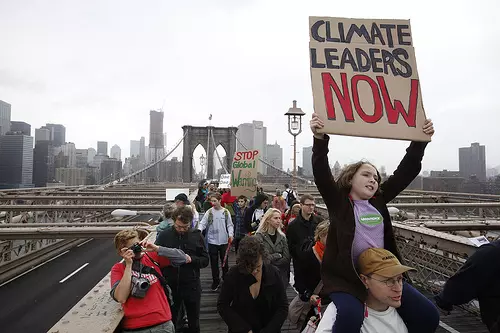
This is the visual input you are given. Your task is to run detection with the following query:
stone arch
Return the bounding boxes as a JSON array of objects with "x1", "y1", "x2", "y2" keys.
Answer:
[{"x1": 182, "y1": 126, "x2": 238, "y2": 182}]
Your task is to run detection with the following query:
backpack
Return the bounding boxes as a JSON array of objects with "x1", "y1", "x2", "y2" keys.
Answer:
[
  {"x1": 207, "y1": 208, "x2": 230, "y2": 233},
  {"x1": 286, "y1": 189, "x2": 296, "y2": 207}
]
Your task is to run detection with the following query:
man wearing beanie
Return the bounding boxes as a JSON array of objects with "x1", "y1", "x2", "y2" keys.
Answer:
[{"x1": 316, "y1": 248, "x2": 415, "y2": 333}]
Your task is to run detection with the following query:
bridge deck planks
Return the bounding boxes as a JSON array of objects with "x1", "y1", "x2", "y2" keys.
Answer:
[{"x1": 198, "y1": 252, "x2": 488, "y2": 333}]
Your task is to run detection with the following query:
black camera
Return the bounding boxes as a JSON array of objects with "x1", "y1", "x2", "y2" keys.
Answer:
[
  {"x1": 131, "y1": 276, "x2": 150, "y2": 298},
  {"x1": 130, "y1": 243, "x2": 143, "y2": 254}
]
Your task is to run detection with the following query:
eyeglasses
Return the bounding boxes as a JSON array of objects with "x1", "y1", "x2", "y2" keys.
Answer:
[{"x1": 369, "y1": 276, "x2": 404, "y2": 288}]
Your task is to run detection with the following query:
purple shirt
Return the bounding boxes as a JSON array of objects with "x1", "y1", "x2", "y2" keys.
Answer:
[{"x1": 352, "y1": 200, "x2": 384, "y2": 264}]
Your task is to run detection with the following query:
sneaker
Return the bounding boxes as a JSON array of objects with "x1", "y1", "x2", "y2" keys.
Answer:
[{"x1": 211, "y1": 281, "x2": 220, "y2": 291}]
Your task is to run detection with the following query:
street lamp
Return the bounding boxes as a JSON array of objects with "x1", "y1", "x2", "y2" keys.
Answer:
[{"x1": 284, "y1": 100, "x2": 305, "y2": 190}]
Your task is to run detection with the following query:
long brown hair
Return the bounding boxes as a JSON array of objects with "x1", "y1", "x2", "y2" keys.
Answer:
[{"x1": 337, "y1": 161, "x2": 381, "y2": 194}]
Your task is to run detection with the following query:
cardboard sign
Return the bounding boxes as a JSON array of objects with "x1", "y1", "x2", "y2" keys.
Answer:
[
  {"x1": 230, "y1": 150, "x2": 260, "y2": 197},
  {"x1": 309, "y1": 16, "x2": 430, "y2": 142},
  {"x1": 219, "y1": 174, "x2": 231, "y2": 189},
  {"x1": 166, "y1": 188, "x2": 190, "y2": 201},
  {"x1": 468, "y1": 235, "x2": 490, "y2": 247}
]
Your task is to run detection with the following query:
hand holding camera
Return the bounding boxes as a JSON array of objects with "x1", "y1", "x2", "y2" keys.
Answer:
[
  {"x1": 139, "y1": 240, "x2": 159, "y2": 253},
  {"x1": 120, "y1": 247, "x2": 136, "y2": 265}
]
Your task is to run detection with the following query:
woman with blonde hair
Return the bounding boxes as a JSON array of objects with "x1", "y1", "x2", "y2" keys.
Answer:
[{"x1": 255, "y1": 208, "x2": 291, "y2": 288}]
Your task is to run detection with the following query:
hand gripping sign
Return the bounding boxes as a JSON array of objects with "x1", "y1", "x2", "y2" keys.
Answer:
[{"x1": 309, "y1": 16, "x2": 430, "y2": 142}]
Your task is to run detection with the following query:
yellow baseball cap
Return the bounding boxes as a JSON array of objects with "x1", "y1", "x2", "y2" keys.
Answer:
[{"x1": 358, "y1": 248, "x2": 415, "y2": 277}]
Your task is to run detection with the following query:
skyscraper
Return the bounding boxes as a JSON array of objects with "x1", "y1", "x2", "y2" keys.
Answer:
[
  {"x1": 97, "y1": 141, "x2": 108, "y2": 156},
  {"x1": 76, "y1": 149, "x2": 89, "y2": 168},
  {"x1": 10, "y1": 121, "x2": 31, "y2": 136},
  {"x1": 61, "y1": 142, "x2": 77, "y2": 168},
  {"x1": 43, "y1": 124, "x2": 66, "y2": 147},
  {"x1": 111, "y1": 144, "x2": 121, "y2": 161},
  {"x1": 35, "y1": 127, "x2": 51, "y2": 142},
  {"x1": 149, "y1": 110, "x2": 164, "y2": 149},
  {"x1": 33, "y1": 141, "x2": 55, "y2": 187},
  {"x1": 87, "y1": 148, "x2": 97, "y2": 164},
  {"x1": 302, "y1": 146, "x2": 313, "y2": 177},
  {"x1": 236, "y1": 121, "x2": 267, "y2": 174},
  {"x1": 139, "y1": 136, "x2": 146, "y2": 163},
  {"x1": 459, "y1": 142, "x2": 486, "y2": 181},
  {"x1": 130, "y1": 140, "x2": 140, "y2": 157},
  {"x1": 0, "y1": 100, "x2": 11, "y2": 135},
  {"x1": 0, "y1": 133, "x2": 34, "y2": 188},
  {"x1": 265, "y1": 142, "x2": 283, "y2": 176}
]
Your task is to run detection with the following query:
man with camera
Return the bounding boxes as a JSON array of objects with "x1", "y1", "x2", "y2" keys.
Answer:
[
  {"x1": 156, "y1": 206, "x2": 209, "y2": 333},
  {"x1": 110, "y1": 229, "x2": 190, "y2": 333}
]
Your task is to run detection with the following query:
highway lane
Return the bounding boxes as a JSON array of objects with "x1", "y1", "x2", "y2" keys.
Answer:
[{"x1": 0, "y1": 238, "x2": 120, "y2": 333}]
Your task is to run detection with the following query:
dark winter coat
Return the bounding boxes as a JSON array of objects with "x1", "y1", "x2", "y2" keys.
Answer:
[
  {"x1": 155, "y1": 227, "x2": 209, "y2": 286},
  {"x1": 286, "y1": 210, "x2": 321, "y2": 295},
  {"x1": 313, "y1": 134, "x2": 427, "y2": 302},
  {"x1": 435, "y1": 240, "x2": 500, "y2": 332},
  {"x1": 217, "y1": 264, "x2": 288, "y2": 333}
]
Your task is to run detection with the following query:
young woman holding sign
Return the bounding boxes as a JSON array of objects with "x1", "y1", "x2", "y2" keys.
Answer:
[{"x1": 310, "y1": 112, "x2": 439, "y2": 333}]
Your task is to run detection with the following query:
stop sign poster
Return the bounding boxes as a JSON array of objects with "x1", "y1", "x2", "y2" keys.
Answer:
[
  {"x1": 309, "y1": 17, "x2": 430, "y2": 142},
  {"x1": 230, "y1": 150, "x2": 260, "y2": 197}
]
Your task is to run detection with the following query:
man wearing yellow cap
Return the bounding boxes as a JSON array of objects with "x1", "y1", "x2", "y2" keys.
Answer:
[{"x1": 316, "y1": 248, "x2": 415, "y2": 333}]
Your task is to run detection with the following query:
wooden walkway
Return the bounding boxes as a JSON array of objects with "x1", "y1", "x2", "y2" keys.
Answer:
[{"x1": 198, "y1": 252, "x2": 487, "y2": 333}]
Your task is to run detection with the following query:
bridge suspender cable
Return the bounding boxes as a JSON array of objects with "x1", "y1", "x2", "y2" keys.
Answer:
[
  {"x1": 211, "y1": 128, "x2": 229, "y2": 174},
  {"x1": 232, "y1": 132, "x2": 310, "y2": 183},
  {"x1": 114, "y1": 131, "x2": 188, "y2": 185}
]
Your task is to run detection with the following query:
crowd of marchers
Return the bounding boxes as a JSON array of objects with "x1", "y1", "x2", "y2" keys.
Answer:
[{"x1": 108, "y1": 114, "x2": 499, "y2": 333}]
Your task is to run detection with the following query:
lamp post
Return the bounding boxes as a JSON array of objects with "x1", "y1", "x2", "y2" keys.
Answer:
[{"x1": 284, "y1": 100, "x2": 305, "y2": 190}]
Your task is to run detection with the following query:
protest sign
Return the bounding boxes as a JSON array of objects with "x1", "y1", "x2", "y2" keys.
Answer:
[
  {"x1": 219, "y1": 174, "x2": 231, "y2": 189},
  {"x1": 230, "y1": 150, "x2": 260, "y2": 197},
  {"x1": 309, "y1": 16, "x2": 430, "y2": 142}
]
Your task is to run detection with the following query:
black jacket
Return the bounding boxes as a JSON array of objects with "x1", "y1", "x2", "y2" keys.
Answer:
[
  {"x1": 155, "y1": 227, "x2": 209, "y2": 286},
  {"x1": 313, "y1": 135, "x2": 427, "y2": 302},
  {"x1": 244, "y1": 194, "x2": 269, "y2": 233},
  {"x1": 435, "y1": 240, "x2": 500, "y2": 332},
  {"x1": 298, "y1": 239, "x2": 322, "y2": 301},
  {"x1": 217, "y1": 264, "x2": 288, "y2": 333},
  {"x1": 286, "y1": 210, "x2": 321, "y2": 294}
]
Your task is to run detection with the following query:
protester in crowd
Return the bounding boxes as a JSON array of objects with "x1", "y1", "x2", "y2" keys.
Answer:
[
  {"x1": 255, "y1": 208, "x2": 290, "y2": 288},
  {"x1": 244, "y1": 193, "x2": 269, "y2": 233},
  {"x1": 232, "y1": 195, "x2": 248, "y2": 253},
  {"x1": 272, "y1": 189, "x2": 287, "y2": 213},
  {"x1": 110, "y1": 229, "x2": 189, "y2": 333},
  {"x1": 316, "y1": 248, "x2": 416, "y2": 333},
  {"x1": 282, "y1": 202, "x2": 300, "y2": 232},
  {"x1": 287, "y1": 194, "x2": 321, "y2": 295},
  {"x1": 174, "y1": 193, "x2": 200, "y2": 229},
  {"x1": 310, "y1": 112, "x2": 439, "y2": 333},
  {"x1": 217, "y1": 235, "x2": 288, "y2": 333},
  {"x1": 155, "y1": 206, "x2": 209, "y2": 333},
  {"x1": 156, "y1": 203, "x2": 176, "y2": 239},
  {"x1": 198, "y1": 192, "x2": 234, "y2": 291},
  {"x1": 295, "y1": 220, "x2": 330, "y2": 330},
  {"x1": 435, "y1": 240, "x2": 500, "y2": 333},
  {"x1": 202, "y1": 191, "x2": 215, "y2": 213},
  {"x1": 282, "y1": 184, "x2": 298, "y2": 210}
]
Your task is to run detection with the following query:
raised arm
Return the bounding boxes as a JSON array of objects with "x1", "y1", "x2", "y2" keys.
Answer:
[
  {"x1": 381, "y1": 119, "x2": 434, "y2": 203},
  {"x1": 310, "y1": 113, "x2": 341, "y2": 209}
]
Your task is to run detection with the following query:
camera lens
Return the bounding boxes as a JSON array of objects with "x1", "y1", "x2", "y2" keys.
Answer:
[{"x1": 140, "y1": 281, "x2": 149, "y2": 289}]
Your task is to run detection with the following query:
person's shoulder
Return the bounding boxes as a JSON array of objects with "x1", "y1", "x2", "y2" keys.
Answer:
[{"x1": 111, "y1": 261, "x2": 125, "y2": 273}]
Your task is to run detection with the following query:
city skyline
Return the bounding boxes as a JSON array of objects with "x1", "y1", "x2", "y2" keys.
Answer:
[{"x1": 0, "y1": 0, "x2": 499, "y2": 174}]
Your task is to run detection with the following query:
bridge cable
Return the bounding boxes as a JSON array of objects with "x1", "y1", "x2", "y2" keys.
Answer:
[{"x1": 211, "y1": 128, "x2": 229, "y2": 174}]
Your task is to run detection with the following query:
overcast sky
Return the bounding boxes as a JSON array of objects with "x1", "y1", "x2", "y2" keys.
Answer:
[{"x1": 1, "y1": 0, "x2": 498, "y2": 174}]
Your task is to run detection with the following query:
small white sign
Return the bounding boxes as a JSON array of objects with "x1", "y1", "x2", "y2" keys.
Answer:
[
  {"x1": 166, "y1": 188, "x2": 190, "y2": 201},
  {"x1": 219, "y1": 174, "x2": 231, "y2": 189},
  {"x1": 468, "y1": 235, "x2": 490, "y2": 247}
]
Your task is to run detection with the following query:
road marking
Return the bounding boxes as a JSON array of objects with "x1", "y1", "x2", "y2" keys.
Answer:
[
  {"x1": 77, "y1": 238, "x2": 94, "y2": 247},
  {"x1": 439, "y1": 321, "x2": 460, "y2": 333},
  {"x1": 291, "y1": 272, "x2": 461, "y2": 333},
  {"x1": 148, "y1": 217, "x2": 153, "y2": 222},
  {"x1": 59, "y1": 263, "x2": 89, "y2": 283},
  {"x1": 0, "y1": 250, "x2": 70, "y2": 287}
]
